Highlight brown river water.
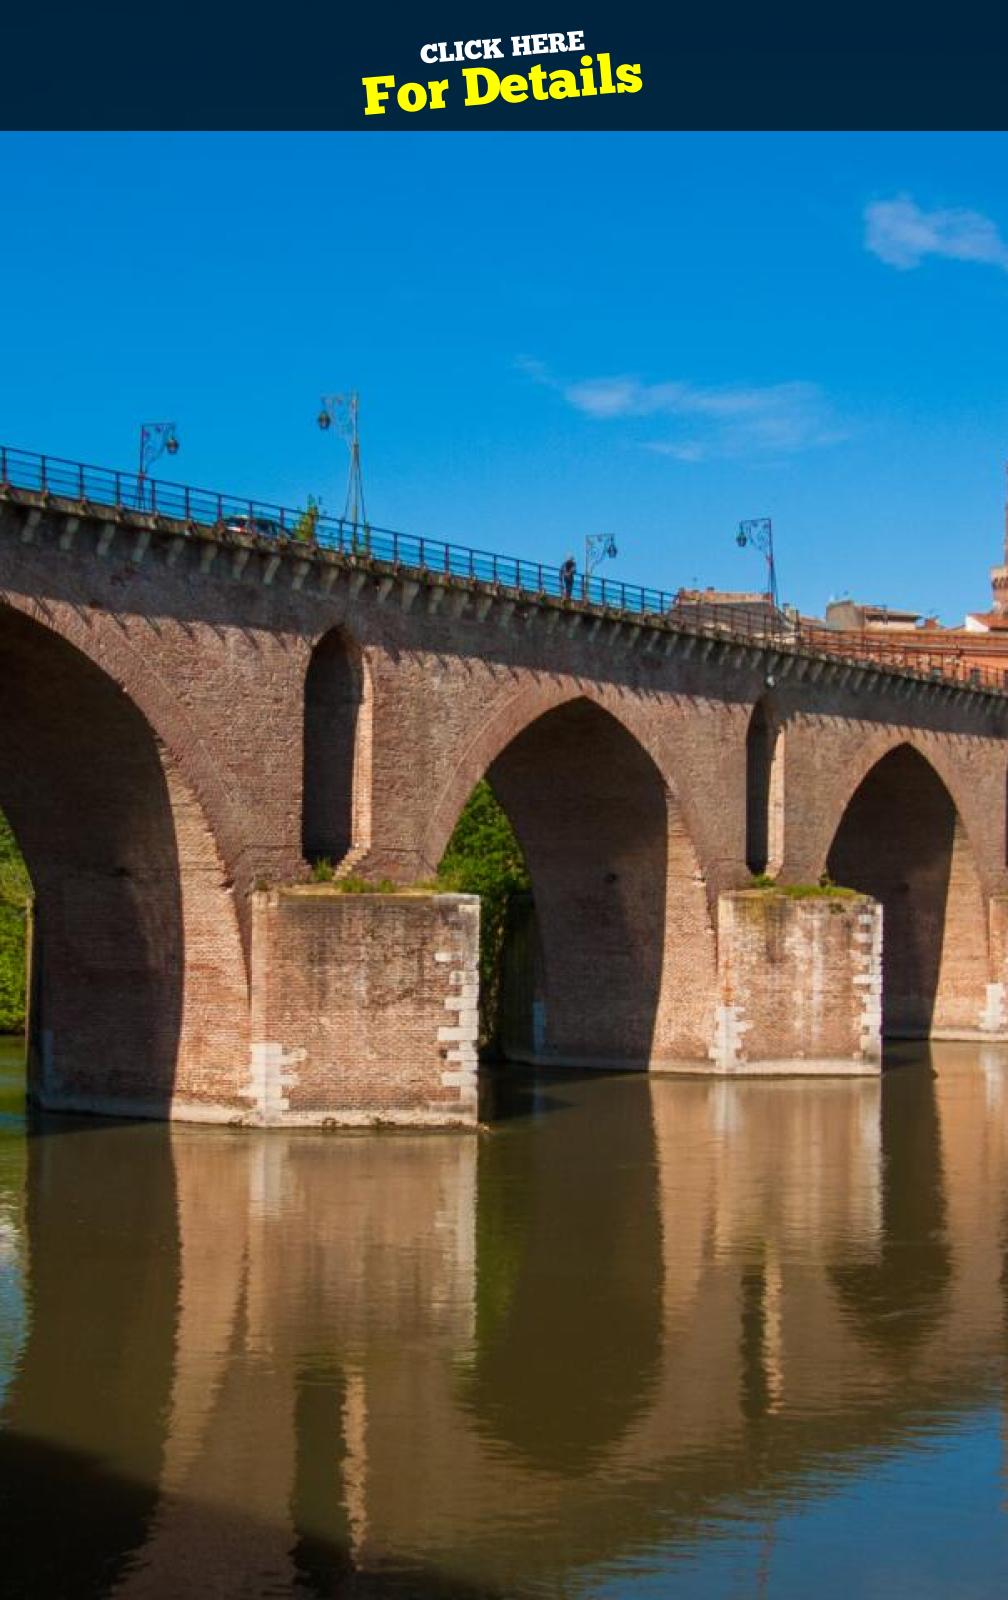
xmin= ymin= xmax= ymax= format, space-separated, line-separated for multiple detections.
xmin=2 ymin=1036 xmax=1008 ymax=1597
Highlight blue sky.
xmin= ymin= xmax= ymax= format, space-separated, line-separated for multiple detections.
xmin=3 ymin=131 xmax=1008 ymax=621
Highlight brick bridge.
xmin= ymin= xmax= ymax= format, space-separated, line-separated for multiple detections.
xmin=3 ymin=448 xmax=1008 ymax=1128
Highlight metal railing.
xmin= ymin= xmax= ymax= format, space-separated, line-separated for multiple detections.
xmin=0 ymin=443 xmax=679 ymax=610
xmin=1 ymin=443 xmax=1006 ymax=694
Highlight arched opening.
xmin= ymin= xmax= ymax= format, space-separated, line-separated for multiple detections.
xmin=745 ymin=698 xmax=783 ymax=877
xmin=0 ymin=605 xmax=187 ymax=1111
xmin=826 ymin=745 xmax=988 ymax=1038
xmin=302 ymin=627 xmax=367 ymax=869
xmin=440 ymin=699 xmax=671 ymax=1067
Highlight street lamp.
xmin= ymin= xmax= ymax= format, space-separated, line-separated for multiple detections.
xmin=137 ymin=421 xmax=179 ymax=508
xmin=583 ymin=531 xmax=618 ymax=598
xmin=317 ymin=392 xmax=367 ymax=542
xmin=736 ymin=517 xmax=779 ymax=617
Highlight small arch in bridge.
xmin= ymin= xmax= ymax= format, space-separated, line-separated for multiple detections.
xmin=745 ymin=698 xmax=784 ymax=877
xmin=826 ymin=744 xmax=987 ymax=1038
xmin=302 ymin=627 xmax=370 ymax=868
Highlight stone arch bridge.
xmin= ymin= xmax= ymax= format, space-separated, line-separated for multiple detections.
xmin=3 ymin=453 xmax=1008 ymax=1127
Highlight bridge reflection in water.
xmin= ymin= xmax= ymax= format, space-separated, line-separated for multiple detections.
xmin=3 ymin=1045 xmax=1008 ymax=1596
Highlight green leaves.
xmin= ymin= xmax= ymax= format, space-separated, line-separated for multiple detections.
xmin=437 ymin=781 xmax=530 ymax=1051
xmin=0 ymin=814 xmax=30 ymax=1033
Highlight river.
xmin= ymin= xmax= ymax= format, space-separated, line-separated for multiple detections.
xmin=2 ymin=1036 xmax=1008 ymax=1596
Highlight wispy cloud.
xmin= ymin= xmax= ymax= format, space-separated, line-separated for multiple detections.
xmin=864 ymin=194 xmax=1008 ymax=272
xmin=517 ymin=359 xmax=843 ymax=462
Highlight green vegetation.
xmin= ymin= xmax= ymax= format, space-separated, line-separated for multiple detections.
xmin=436 ymin=780 xmax=531 ymax=1049
xmin=308 ymin=861 xmax=399 ymax=892
xmin=332 ymin=873 xmax=399 ymax=894
xmin=747 ymin=872 xmax=858 ymax=899
xmin=293 ymin=495 xmax=321 ymax=543
xmin=0 ymin=814 xmax=31 ymax=1033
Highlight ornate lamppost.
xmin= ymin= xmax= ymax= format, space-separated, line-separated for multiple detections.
xmin=317 ymin=392 xmax=368 ymax=546
xmin=736 ymin=516 xmax=779 ymax=621
xmin=136 ymin=421 xmax=179 ymax=508
xmin=583 ymin=531 xmax=618 ymax=599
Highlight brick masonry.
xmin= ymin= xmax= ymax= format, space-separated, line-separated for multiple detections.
xmin=2 ymin=496 xmax=1008 ymax=1121
xmin=248 ymin=889 xmax=479 ymax=1128
xmin=711 ymin=891 xmax=882 ymax=1076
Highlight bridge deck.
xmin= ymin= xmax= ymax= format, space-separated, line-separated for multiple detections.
xmin=1 ymin=442 xmax=1003 ymax=698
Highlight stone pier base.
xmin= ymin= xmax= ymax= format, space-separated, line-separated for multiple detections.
xmin=975 ymin=894 xmax=1008 ymax=1041
xmin=709 ymin=890 xmax=882 ymax=1076
xmin=247 ymin=889 xmax=480 ymax=1128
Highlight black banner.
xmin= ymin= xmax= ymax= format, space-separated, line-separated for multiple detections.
xmin=4 ymin=5 xmax=1008 ymax=130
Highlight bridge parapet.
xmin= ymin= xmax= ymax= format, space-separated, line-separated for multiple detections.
xmin=2 ymin=447 xmax=1006 ymax=709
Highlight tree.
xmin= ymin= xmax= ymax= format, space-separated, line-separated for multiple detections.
xmin=0 ymin=813 xmax=31 ymax=1034
xmin=437 ymin=780 xmax=530 ymax=1051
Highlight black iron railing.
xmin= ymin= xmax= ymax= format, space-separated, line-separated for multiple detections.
xmin=1 ymin=443 xmax=1006 ymax=694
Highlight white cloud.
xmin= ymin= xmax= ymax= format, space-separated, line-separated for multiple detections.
xmin=864 ymin=194 xmax=1008 ymax=272
xmin=516 ymin=361 xmax=842 ymax=460
xmin=647 ymin=439 xmax=708 ymax=463
xmin=513 ymin=355 xmax=552 ymax=383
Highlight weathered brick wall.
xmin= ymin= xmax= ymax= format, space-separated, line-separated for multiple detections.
xmin=248 ymin=889 xmax=479 ymax=1127
xmin=711 ymin=891 xmax=882 ymax=1074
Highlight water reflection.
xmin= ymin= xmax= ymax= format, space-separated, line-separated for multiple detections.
xmin=829 ymin=1060 xmax=951 ymax=1359
xmin=1 ymin=1043 xmax=1008 ymax=1596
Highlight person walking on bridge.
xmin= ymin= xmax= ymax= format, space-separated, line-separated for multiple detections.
xmin=560 ymin=554 xmax=576 ymax=600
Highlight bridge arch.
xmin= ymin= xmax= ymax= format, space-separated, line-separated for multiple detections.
xmin=433 ymin=691 xmax=715 ymax=1066
xmin=0 ymin=591 xmax=250 ymax=921
xmin=825 ymin=742 xmax=988 ymax=1037
xmin=0 ymin=601 xmax=248 ymax=1115
xmin=422 ymin=680 xmax=715 ymax=885
xmin=301 ymin=624 xmax=371 ymax=868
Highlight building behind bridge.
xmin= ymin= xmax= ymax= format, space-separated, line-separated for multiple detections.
xmin=820 ymin=487 xmax=1008 ymax=681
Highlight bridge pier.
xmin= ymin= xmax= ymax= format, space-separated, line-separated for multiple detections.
xmin=246 ymin=888 xmax=480 ymax=1128
xmin=707 ymin=890 xmax=882 ymax=1076
xmin=936 ymin=892 xmax=1008 ymax=1042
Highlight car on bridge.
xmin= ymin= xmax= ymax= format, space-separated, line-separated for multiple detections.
xmin=215 ymin=511 xmax=285 ymax=541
